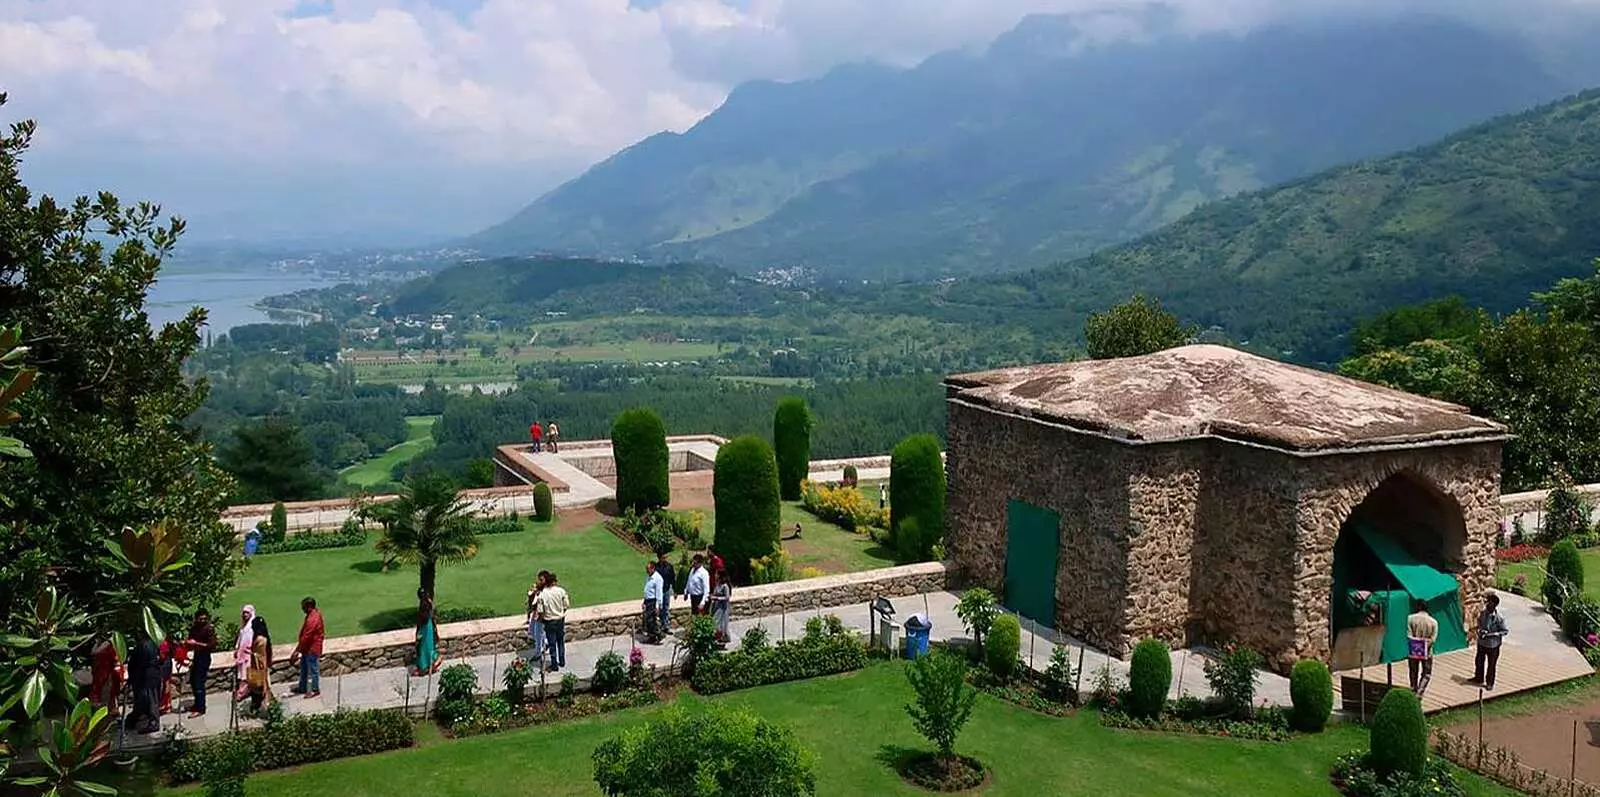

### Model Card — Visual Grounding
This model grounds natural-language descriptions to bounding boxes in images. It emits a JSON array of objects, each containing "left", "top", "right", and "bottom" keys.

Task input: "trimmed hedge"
[
  {"left": 889, "top": 434, "right": 946, "bottom": 563},
  {"left": 1289, "top": 659, "right": 1334, "bottom": 732},
  {"left": 1127, "top": 638, "right": 1172, "bottom": 719},
  {"left": 1546, "top": 538, "right": 1585, "bottom": 615},
  {"left": 713, "top": 435, "right": 781, "bottom": 584},
  {"left": 985, "top": 614, "right": 1022, "bottom": 681},
  {"left": 256, "top": 524, "right": 365, "bottom": 555},
  {"left": 612, "top": 408, "right": 670, "bottom": 513},
  {"left": 1369, "top": 688, "right": 1427, "bottom": 778},
  {"left": 532, "top": 482, "right": 554, "bottom": 522},
  {"left": 166, "top": 709, "right": 414, "bottom": 784},
  {"left": 773, "top": 397, "right": 813, "bottom": 502},
  {"left": 691, "top": 633, "right": 868, "bottom": 694}
]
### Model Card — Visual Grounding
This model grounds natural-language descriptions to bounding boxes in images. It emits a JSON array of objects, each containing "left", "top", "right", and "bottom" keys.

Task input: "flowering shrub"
[
  {"left": 751, "top": 549, "right": 794, "bottom": 584},
  {"left": 1495, "top": 544, "right": 1549, "bottom": 563},
  {"left": 503, "top": 658, "right": 533, "bottom": 702},
  {"left": 799, "top": 480, "right": 888, "bottom": 533}
]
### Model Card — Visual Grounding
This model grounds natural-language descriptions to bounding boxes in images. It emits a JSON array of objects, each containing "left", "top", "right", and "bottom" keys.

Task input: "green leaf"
[
  {"left": 0, "top": 633, "right": 40, "bottom": 648},
  {"left": 21, "top": 670, "right": 47, "bottom": 717},
  {"left": 141, "top": 607, "right": 162, "bottom": 644},
  {"left": 110, "top": 632, "right": 126, "bottom": 662},
  {"left": 148, "top": 597, "right": 182, "bottom": 616},
  {"left": 74, "top": 781, "right": 118, "bottom": 796}
]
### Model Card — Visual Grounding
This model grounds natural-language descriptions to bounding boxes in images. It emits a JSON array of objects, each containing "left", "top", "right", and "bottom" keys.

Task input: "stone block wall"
[
  {"left": 199, "top": 562, "right": 948, "bottom": 689},
  {"left": 946, "top": 400, "right": 1137, "bottom": 656}
]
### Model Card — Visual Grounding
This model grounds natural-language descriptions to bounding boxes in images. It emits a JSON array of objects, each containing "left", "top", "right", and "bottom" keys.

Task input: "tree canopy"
[
  {"left": 217, "top": 417, "right": 328, "bottom": 503},
  {"left": 1083, "top": 295, "right": 1195, "bottom": 360}
]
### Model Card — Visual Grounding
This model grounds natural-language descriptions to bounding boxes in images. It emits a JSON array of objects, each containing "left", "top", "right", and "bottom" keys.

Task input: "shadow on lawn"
[
  {"left": 361, "top": 606, "right": 420, "bottom": 634},
  {"left": 349, "top": 559, "right": 392, "bottom": 574},
  {"left": 874, "top": 744, "right": 925, "bottom": 771}
]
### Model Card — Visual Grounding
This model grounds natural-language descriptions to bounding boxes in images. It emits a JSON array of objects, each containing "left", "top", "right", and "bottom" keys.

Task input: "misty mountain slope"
[
  {"left": 471, "top": 14, "right": 1574, "bottom": 279},
  {"left": 941, "top": 87, "right": 1600, "bottom": 364}
]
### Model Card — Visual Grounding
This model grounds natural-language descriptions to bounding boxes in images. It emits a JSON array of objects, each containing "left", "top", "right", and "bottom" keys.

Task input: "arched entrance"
[{"left": 1329, "top": 471, "right": 1469, "bottom": 670}]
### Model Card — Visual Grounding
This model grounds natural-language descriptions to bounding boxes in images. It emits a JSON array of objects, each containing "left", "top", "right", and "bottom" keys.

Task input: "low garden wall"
[
  {"left": 201, "top": 561, "right": 949, "bottom": 690},
  {"left": 1501, "top": 483, "right": 1600, "bottom": 517}
]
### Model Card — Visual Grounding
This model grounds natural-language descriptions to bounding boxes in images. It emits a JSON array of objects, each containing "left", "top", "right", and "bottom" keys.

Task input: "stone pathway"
[{"left": 110, "top": 589, "right": 1291, "bottom": 753}]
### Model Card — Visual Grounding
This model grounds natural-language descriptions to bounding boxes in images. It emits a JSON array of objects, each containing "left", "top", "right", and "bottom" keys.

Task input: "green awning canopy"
[{"left": 1351, "top": 525, "right": 1457, "bottom": 601}]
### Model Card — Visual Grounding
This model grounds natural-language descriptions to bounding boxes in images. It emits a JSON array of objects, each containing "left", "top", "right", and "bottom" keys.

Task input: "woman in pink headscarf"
[{"left": 233, "top": 605, "right": 256, "bottom": 700}]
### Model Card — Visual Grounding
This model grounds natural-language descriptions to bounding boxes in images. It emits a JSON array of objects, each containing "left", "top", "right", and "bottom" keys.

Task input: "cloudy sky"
[{"left": 0, "top": 0, "right": 1588, "bottom": 244}]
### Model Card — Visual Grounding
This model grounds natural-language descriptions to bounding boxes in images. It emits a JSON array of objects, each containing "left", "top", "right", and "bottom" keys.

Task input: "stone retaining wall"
[
  {"left": 1500, "top": 483, "right": 1600, "bottom": 516},
  {"left": 200, "top": 561, "right": 948, "bottom": 689}
]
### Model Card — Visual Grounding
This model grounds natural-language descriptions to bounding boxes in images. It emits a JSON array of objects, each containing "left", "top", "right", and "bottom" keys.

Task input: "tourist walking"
[
  {"left": 711, "top": 568, "right": 732, "bottom": 643},
  {"left": 529, "top": 421, "right": 544, "bottom": 453},
  {"left": 1405, "top": 599, "right": 1438, "bottom": 697},
  {"left": 247, "top": 616, "right": 275, "bottom": 714},
  {"left": 547, "top": 421, "right": 560, "bottom": 453},
  {"left": 414, "top": 588, "right": 441, "bottom": 675},
  {"left": 526, "top": 573, "right": 547, "bottom": 664},
  {"left": 127, "top": 634, "right": 162, "bottom": 733},
  {"left": 290, "top": 597, "right": 325, "bottom": 698},
  {"left": 1468, "top": 592, "right": 1509, "bottom": 690},
  {"left": 233, "top": 605, "right": 256, "bottom": 700},
  {"left": 643, "top": 562, "right": 664, "bottom": 644},
  {"left": 184, "top": 609, "right": 217, "bottom": 718},
  {"left": 686, "top": 555, "right": 710, "bottom": 615},
  {"left": 655, "top": 551, "right": 676, "bottom": 633},
  {"left": 880, "top": 483, "right": 888, "bottom": 510},
  {"left": 536, "top": 571, "right": 571, "bottom": 672}
]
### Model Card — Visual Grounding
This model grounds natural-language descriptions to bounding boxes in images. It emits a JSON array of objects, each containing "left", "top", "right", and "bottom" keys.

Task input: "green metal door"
[{"left": 1004, "top": 499, "right": 1060, "bottom": 628}]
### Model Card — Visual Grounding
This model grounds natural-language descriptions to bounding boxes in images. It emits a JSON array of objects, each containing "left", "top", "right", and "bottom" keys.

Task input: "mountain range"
[{"left": 470, "top": 13, "right": 1584, "bottom": 279}]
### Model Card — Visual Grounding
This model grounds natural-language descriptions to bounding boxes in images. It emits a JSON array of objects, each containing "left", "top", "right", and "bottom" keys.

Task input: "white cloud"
[{"left": 0, "top": 0, "right": 1592, "bottom": 240}]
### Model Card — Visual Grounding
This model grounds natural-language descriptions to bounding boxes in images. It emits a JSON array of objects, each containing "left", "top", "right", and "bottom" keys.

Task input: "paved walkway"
[{"left": 111, "top": 589, "right": 1290, "bottom": 753}]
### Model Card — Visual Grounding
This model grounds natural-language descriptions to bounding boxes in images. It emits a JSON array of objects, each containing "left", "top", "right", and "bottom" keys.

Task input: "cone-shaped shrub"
[
  {"left": 889, "top": 434, "right": 945, "bottom": 563},
  {"left": 1369, "top": 688, "right": 1427, "bottom": 778},
  {"left": 1288, "top": 659, "right": 1333, "bottom": 732},
  {"left": 532, "top": 482, "right": 554, "bottom": 522},
  {"left": 1127, "top": 638, "right": 1171, "bottom": 719},
  {"left": 985, "top": 614, "right": 1022, "bottom": 682},
  {"left": 713, "top": 435, "right": 781, "bottom": 584},
  {"left": 612, "top": 408, "right": 669, "bottom": 513},
  {"left": 1546, "top": 538, "right": 1584, "bottom": 615},
  {"left": 773, "top": 397, "right": 812, "bottom": 502}
]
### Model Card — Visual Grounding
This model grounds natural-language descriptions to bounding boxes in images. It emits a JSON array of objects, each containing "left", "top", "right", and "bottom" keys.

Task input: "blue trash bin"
[
  {"left": 903, "top": 614, "right": 931, "bottom": 659},
  {"left": 243, "top": 530, "right": 260, "bottom": 557}
]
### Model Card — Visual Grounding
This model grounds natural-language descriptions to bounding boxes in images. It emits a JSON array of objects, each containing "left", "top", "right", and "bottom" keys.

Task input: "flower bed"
[
  {"left": 256, "top": 524, "right": 366, "bottom": 555},
  {"left": 896, "top": 753, "right": 988, "bottom": 793},
  {"left": 603, "top": 507, "right": 705, "bottom": 556},
  {"left": 799, "top": 480, "right": 887, "bottom": 533},
  {"left": 448, "top": 686, "right": 665, "bottom": 738},
  {"left": 1496, "top": 543, "right": 1550, "bottom": 563},
  {"left": 1329, "top": 751, "right": 1467, "bottom": 797},
  {"left": 690, "top": 622, "right": 868, "bottom": 694},
  {"left": 1100, "top": 706, "right": 1293, "bottom": 742},
  {"left": 165, "top": 709, "right": 414, "bottom": 784},
  {"left": 971, "top": 676, "right": 1074, "bottom": 717}
]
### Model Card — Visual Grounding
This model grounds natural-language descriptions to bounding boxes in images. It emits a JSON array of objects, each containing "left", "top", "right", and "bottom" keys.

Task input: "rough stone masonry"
[{"left": 944, "top": 344, "right": 1507, "bottom": 673}]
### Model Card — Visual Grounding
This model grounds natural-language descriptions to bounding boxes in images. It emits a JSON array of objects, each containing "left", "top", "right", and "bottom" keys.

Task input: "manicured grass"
[
  {"left": 224, "top": 521, "right": 647, "bottom": 637},
  {"left": 340, "top": 416, "right": 438, "bottom": 487},
  {"left": 1495, "top": 546, "right": 1600, "bottom": 603},
  {"left": 696, "top": 501, "right": 898, "bottom": 575},
  {"left": 171, "top": 663, "right": 1518, "bottom": 797}
]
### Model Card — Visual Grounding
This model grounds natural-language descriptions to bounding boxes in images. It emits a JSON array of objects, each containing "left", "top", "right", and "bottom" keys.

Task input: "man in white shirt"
[
  {"left": 1405, "top": 598, "right": 1439, "bottom": 697},
  {"left": 685, "top": 555, "right": 710, "bottom": 615},
  {"left": 642, "top": 562, "right": 664, "bottom": 644},
  {"left": 534, "top": 571, "right": 571, "bottom": 673}
]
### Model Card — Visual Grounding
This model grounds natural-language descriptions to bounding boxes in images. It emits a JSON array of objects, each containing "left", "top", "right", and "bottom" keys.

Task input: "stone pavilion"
[{"left": 944, "top": 344, "right": 1509, "bottom": 672}]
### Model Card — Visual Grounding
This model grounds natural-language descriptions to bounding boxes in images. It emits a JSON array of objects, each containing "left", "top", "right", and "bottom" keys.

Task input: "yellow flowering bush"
[{"left": 799, "top": 480, "right": 888, "bottom": 533}]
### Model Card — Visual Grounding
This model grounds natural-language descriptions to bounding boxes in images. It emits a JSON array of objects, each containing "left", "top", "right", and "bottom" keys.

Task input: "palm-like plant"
[{"left": 371, "top": 473, "right": 479, "bottom": 598}]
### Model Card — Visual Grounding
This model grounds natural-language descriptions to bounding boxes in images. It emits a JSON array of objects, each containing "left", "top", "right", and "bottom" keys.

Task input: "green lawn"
[
  {"left": 165, "top": 663, "right": 1517, "bottom": 797},
  {"left": 697, "top": 501, "right": 898, "bottom": 575},
  {"left": 340, "top": 416, "right": 438, "bottom": 487},
  {"left": 225, "top": 521, "right": 647, "bottom": 637},
  {"left": 1496, "top": 547, "right": 1600, "bottom": 603}
]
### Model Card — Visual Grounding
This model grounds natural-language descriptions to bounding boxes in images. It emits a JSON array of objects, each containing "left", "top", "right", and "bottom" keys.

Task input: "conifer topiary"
[
  {"left": 532, "top": 482, "right": 554, "bottom": 522},
  {"left": 1126, "top": 638, "right": 1172, "bottom": 719},
  {"left": 1368, "top": 688, "right": 1427, "bottom": 777},
  {"left": 889, "top": 434, "right": 945, "bottom": 563},
  {"left": 773, "top": 397, "right": 813, "bottom": 502},
  {"left": 1288, "top": 659, "right": 1334, "bottom": 732},
  {"left": 713, "top": 435, "right": 781, "bottom": 584},
  {"left": 1546, "top": 538, "right": 1585, "bottom": 615},
  {"left": 985, "top": 614, "right": 1022, "bottom": 682},
  {"left": 611, "top": 408, "right": 669, "bottom": 513}
]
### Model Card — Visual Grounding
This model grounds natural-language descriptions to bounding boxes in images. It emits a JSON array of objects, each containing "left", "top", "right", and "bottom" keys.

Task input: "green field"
[
  {"left": 340, "top": 416, "right": 438, "bottom": 487},
  {"left": 1497, "top": 547, "right": 1600, "bottom": 603},
  {"left": 347, "top": 338, "right": 725, "bottom": 384},
  {"left": 226, "top": 521, "right": 647, "bottom": 638},
  {"left": 164, "top": 662, "right": 1516, "bottom": 797}
]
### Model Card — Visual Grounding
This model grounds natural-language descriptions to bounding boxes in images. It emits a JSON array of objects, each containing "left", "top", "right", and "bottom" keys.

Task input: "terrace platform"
[{"left": 1336, "top": 592, "right": 1593, "bottom": 716}]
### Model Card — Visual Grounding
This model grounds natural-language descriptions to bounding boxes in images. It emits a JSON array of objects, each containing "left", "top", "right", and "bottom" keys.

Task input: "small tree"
[
  {"left": 1083, "top": 294, "right": 1195, "bottom": 360},
  {"left": 713, "top": 435, "right": 781, "bottom": 584},
  {"left": 1368, "top": 688, "right": 1427, "bottom": 778},
  {"left": 889, "top": 433, "right": 945, "bottom": 563},
  {"left": 955, "top": 588, "right": 1000, "bottom": 654},
  {"left": 985, "top": 614, "right": 1022, "bottom": 682},
  {"left": 593, "top": 704, "right": 816, "bottom": 796},
  {"left": 532, "top": 482, "right": 554, "bottom": 522},
  {"left": 1203, "top": 644, "right": 1262, "bottom": 720},
  {"left": 773, "top": 397, "right": 813, "bottom": 502},
  {"left": 1127, "top": 638, "right": 1172, "bottom": 719},
  {"left": 1288, "top": 659, "right": 1334, "bottom": 732},
  {"left": 1545, "top": 538, "right": 1585, "bottom": 616},
  {"left": 1542, "top": 470, "right": 1593, "bottom": 544},
  {"left": 842, "top": 464, "right": 859, "bottom": 486},
  {"left": 611, "top": 408, "right": 670, "bottom": 513},
  {"left": 904, "top": 651, "right": 978, "bottom": 763},
  {"left": 269, "top": 501, "right": 289, "bottom": 543}
]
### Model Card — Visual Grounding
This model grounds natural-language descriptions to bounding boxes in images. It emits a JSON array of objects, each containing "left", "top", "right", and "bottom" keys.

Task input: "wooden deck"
[{"left": 1336, "top": 644, "right": 1594, "bottom": 716}]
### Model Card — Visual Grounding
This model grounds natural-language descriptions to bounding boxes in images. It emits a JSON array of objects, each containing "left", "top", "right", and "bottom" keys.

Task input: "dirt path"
[{"left": 1447, "top": 697, "right": 1600, "bottom": 784}]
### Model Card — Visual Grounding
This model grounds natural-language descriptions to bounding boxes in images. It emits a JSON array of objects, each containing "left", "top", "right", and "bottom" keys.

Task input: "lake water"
[{"left": 145, "top": 269, "right": 343, "bottom": 332}]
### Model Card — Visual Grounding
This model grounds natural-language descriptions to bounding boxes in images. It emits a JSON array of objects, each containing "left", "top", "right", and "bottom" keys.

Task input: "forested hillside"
[
  {"left": 940, "top": 88, "right": 1600, "bottom": 364},
  {"left": 472, "top": 14, "right": 1573, "bottom": 279}
]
